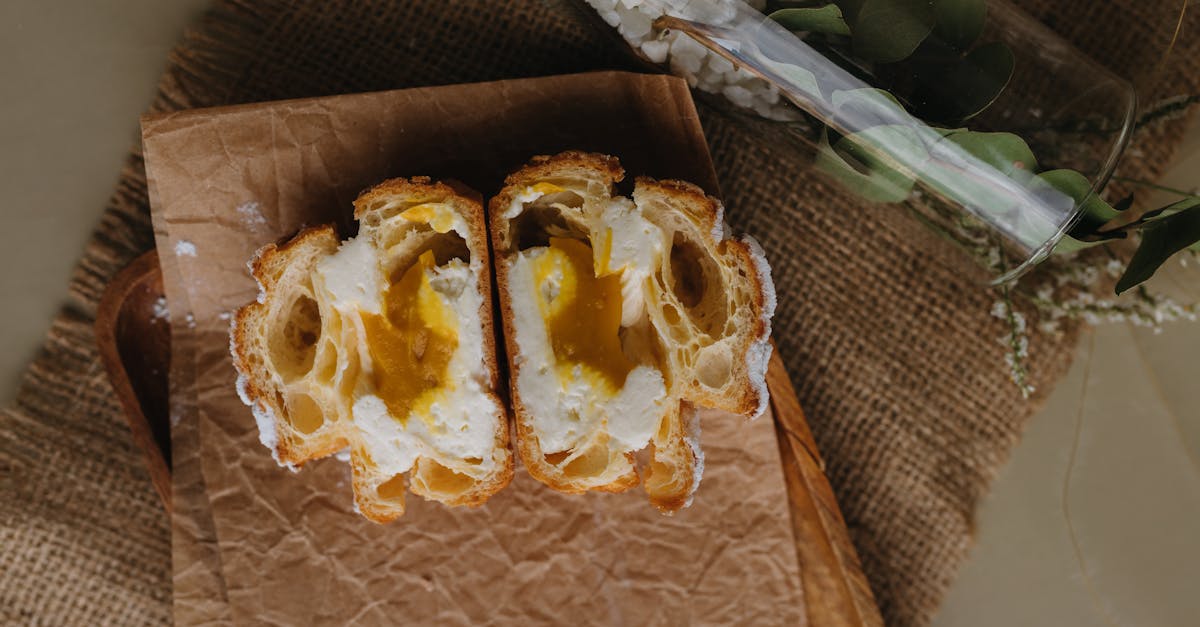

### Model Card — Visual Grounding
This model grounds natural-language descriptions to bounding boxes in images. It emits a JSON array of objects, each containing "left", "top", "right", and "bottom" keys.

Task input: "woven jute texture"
[{"left": 2, "top": 1, "right": 1196, "bottom": 625}]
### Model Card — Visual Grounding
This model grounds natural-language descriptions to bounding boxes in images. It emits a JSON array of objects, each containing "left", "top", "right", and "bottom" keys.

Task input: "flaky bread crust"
[
  {"left": 231, "top": 225, "right": 347, "bottom": 468},
  {"left": 231, "top": 178, "right": 512, "bottom": 523},
  {"left": 634, "top": 177, "right": 776, "bottom": 420},
  {"left": 490, "top": 152, "right": 775, "bottom": 512}
]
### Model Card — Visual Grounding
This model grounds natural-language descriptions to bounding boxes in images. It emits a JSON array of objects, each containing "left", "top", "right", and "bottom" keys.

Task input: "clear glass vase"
[{"left": 589, "top": 0, "right": 1137, "bottom": 283}]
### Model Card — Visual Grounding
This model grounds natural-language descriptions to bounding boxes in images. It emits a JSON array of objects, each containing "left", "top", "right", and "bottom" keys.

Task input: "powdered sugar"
[
  {"left": 740, "top": 234, "right": 775, "bottom": 420},
  {"left": 151, "top": 296, "right": 169, "bottom": 321},
  {"left": 681, "top": 403, "right": 705, "bottom": 510},
  {"left": 174, "top": 240, "right": 197, "bottom": 257},
  {"left": 236, "top": 201, "right": 267, "bottom": 227}
]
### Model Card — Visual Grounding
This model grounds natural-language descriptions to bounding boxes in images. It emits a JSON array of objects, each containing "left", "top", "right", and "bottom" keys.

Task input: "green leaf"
[
  {"left": 939, "top": 131, "right": 1037, "bottom": 181},
  {"left": 933, "top": 0, "right": 987, "bottom": 50},
  {"left": 1036, "top": 170, "right": 1118, "bottom": 237},
  {"left": 852, "top": 0, "right": 936, "bottom": 63},
  {"left": 769, "top": 6, "right": 851, "bottom": 35},
  {"left": 814, "top": 126, "right": 926, "bottom": 203},
  {"left": 829, "top": 87, "right": 906, "bottom": 129},
  {"left": 1139, "top": 196, "right": 1200, "bottom": 222},
  {"left": 917, "top": 131, "right": 1038, "bottom": 227},
  {"left": 917, "top": 131, "right": 1038, "bottom": 234},
  {"left": 758, "top": 56, "right": 823, "bottom": 100},
  {"left": 1116, "top": 207, "right": 1200, "bottom": 293},
  {"left": 913, "top": 42, "right": 1015, "bottom": 122},
  {"left": 1053, "top": 235, "right": 1109, "bottom": 255},
  {"left": 835, "top": 0, "right": 867, "bottom": 22}
]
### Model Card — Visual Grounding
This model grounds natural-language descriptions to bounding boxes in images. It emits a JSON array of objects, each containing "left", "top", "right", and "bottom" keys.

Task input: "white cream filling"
[
  {"left": 595, "top": 197, "right": 665, "bottom": 327},
  {"left": 508, "top": 249, "right": 668, "bottom": 455},
  {"left": 504, "top": 186, "right": 551, "bottom": 219},
  {"left": 317, "top": 236, "right": 384, "bottom": 315},
  {"left": 318, "top": 237, "right": 500, "bottom": 479}
]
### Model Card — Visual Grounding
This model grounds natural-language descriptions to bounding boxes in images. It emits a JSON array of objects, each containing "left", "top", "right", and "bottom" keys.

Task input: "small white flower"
[
  {"left": 1105, "top": 258, "right": 1125, "bottom": 277},
  {"left": 1012, "top": 312, "right": 1027, "bottom": 334}
]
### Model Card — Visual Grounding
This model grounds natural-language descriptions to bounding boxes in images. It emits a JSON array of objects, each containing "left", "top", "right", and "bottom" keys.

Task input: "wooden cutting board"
[{"left": 97, "top": 249, "right": 881, "bottom": 626}]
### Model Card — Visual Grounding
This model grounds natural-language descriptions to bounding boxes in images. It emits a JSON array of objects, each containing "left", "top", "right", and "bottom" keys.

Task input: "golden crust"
[
  {"left": 353, "top": 176, "right": 482, "bottom": 220},
  {"left": 501, "top": 151, "right": 624, "bottom": 189}
]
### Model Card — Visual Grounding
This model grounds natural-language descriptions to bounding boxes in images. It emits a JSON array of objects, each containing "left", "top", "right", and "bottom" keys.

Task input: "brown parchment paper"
[{"left": 144, "top": 71, "right": 804, "bottom": 625}]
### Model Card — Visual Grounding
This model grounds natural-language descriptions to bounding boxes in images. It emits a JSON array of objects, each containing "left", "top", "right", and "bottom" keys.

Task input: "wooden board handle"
[{"left": 768, "top": 342, "right": 883, "bottom": 626}]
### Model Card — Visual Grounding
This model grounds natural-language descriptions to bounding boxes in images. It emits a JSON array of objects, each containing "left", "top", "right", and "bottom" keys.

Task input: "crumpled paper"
[{"left": 145, "top": 71, "right": 804, "bottom": 625}]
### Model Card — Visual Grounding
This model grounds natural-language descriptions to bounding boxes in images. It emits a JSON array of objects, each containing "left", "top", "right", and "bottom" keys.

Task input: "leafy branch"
[{"left": 765, "top": 0, "right": 1200, "bottom": 293}]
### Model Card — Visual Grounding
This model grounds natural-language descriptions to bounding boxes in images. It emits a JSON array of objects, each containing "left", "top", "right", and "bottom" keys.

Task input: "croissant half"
[
  {"left": 231, "top": 178, "right": 513, "bottom": 523},
  {"left": 489, "top": 152, "right": 775, "bottom": 512}
]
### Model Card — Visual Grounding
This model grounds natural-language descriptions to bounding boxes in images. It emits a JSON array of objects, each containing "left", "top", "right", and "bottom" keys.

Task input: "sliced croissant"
[{"left": 489, "top": 152, "right": 775, "bottom": 512}]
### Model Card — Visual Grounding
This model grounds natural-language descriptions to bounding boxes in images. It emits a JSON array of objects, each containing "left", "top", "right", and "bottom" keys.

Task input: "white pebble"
[
  {"left": 722, "top": 85, "right": 755, "bottom": 108},
  {"left": 588, "top": 1, "right": 797, "bottom": 119},
  {"left": 679, "top": 1, "right": 736, "bottom": 23},
  {"left": 670, "top": 51, "right": 703, "bottom": 76},
  {"left": 706, "top": 54, "right": 734, "bottom": 75},
  {"left": 732, "top": 66, "right": 758, "bottom": 83},
  {"left": 697, "top": 69, "right": 726, "bottom": 92},
  {"left": 670, "top": 33, "right": 708, "bottom": 59},
  {"left": 640, "top": 39, "right": 670, "bottom": 63},
  {"left": 618, "top": 8, "right": 653, "bottom": 39}
]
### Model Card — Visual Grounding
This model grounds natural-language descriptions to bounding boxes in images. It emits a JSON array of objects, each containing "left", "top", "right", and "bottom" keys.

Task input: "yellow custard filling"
[
  {"left": 362, "top": 250, "right": 458, "bottom": 427},
  {"left": 532, "top": 237, "right": 635, "bottom": 394},
  {"left": 400, "top": 202, "right": 457, "bottom": 233}
]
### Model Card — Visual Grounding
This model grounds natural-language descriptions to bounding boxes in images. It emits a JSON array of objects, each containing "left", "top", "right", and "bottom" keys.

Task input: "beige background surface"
[{"left": 1, "top": 2, "right": 1197, "bottom": 624}]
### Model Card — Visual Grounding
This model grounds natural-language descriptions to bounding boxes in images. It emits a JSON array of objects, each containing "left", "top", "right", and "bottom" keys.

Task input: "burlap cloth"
[{"left": 2, "top": 1, "right": 1196, "bottom": 625}]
